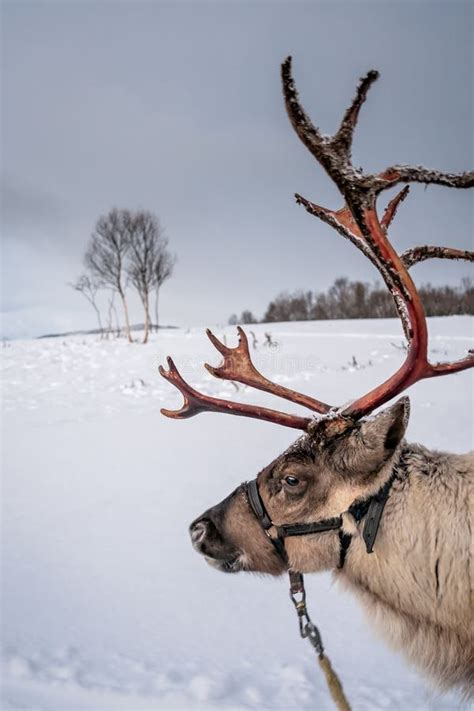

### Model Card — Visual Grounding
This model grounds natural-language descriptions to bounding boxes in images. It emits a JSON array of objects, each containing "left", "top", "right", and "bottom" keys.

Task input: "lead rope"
[{"left": 289, "top": 571, "right": 352, "bottom": 711}]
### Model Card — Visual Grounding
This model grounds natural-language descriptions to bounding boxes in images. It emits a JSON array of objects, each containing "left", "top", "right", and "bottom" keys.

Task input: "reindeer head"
[
  {"left": 160, "top": 58, "right": 473, "bottom": 577},
  {"left": 189, "top": 399, "right": 409, "bottom": 576}
]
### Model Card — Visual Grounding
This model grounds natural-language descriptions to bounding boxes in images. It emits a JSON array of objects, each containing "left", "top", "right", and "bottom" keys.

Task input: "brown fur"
[{"left": 190, "top": 398, "right": 474, "bottom": 696}]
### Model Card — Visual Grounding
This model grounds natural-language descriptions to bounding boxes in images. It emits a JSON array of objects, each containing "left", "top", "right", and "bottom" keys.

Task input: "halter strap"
[{"left": 243, "top": 473, "right": 396, "bottom": 568}]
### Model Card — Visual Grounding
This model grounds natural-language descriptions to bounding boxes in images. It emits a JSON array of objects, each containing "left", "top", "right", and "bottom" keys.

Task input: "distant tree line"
[
  {"left": 230, "top": 277, "right": 473, "bottom": 325},
  {"left": 228, "top": 309, "right": 257, "bottom": 326},
  {"left": 72, "top": 208, "right": 175, "bottom": 344}
]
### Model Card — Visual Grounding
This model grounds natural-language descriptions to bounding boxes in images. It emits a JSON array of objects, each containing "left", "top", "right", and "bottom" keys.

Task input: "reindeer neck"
[{"left": 339, "top": 441, "right": 470, "bottom": 627}]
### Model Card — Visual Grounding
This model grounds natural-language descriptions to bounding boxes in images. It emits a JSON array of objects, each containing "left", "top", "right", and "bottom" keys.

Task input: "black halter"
[{"left": 243, "top": 473, "right": 396, "bottom": 569}]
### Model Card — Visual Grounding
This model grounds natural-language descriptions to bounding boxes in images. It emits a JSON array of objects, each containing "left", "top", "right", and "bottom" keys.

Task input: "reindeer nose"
[{"left": 190, "top": 518, "right": 211, "bottom": 545}]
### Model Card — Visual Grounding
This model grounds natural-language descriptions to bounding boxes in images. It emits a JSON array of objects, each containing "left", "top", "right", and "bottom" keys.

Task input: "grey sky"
[{"left": 2, "top": 0, "right": 473, "bottom": 339}]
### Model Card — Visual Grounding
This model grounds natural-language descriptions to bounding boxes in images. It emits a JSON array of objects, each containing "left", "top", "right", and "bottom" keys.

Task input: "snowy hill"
[
  {"left": 2, "top": 317, "right": 473, "bottom": 710},
  {"left": 36, "top": 323, "right": 177, "bottom": 340}
]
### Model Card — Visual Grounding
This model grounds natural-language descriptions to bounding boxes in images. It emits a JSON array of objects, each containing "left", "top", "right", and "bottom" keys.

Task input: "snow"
[{"left": 2, "top": 316, "right": 473, "bottom": 710}]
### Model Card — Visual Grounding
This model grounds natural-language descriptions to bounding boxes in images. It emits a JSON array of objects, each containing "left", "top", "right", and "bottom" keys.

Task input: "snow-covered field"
[{"left": 2, "top": 317, "right": 473, "bottom": 710}]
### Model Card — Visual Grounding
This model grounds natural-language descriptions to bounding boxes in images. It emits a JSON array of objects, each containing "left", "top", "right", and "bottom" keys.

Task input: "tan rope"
[{"left": 318, "top": 653, "right": 352, "bottom": 711}]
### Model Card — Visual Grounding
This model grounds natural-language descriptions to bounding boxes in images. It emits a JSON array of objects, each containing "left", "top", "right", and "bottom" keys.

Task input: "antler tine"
[
  {"left": 159, "top": 356, "right": 311, "bottom": 430},
  {"left": 204, "top": 327, "right": 331, "bottom": 414},
  {"left": 381, "top": 186, "right": 410, "bottom": 230},
  {"left": 376, "top": 166, "right": 474, "bottom": 193},
  {"left": 429, "top": 351, "right": 474, "bottom": 377},
  {"left": 341, "top": 346, "right": 474, "bottom": 421},
  {"left": 401, "top": 246, "right": 474, "bottom": 269},
  {"left": 159, "top": 356, "right": 208, "bottom": 418},
  {"left": 204, "top": 326, "right": 251, "bottom": 376},
  {"left": 333, "top": 69, "right": 379, "bottom": 157},
  {"left": 281, "top": 56, "right": 325, "bottom": 162},
  {"left": 205, "top": 327, "right": 230, "bottom": 356}
]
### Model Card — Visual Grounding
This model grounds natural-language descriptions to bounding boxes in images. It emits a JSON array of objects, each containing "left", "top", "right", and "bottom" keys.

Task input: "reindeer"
[{"left": 160, "top": 58, "right": 474, "bottom": 695}]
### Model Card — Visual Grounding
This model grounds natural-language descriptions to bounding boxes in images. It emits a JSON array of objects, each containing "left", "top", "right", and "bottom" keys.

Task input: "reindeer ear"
[
  {"left": 360, "top": 396, "right": 410, "bottom": 454},
  {"left": 332, "top": 397, "right": 410, "bottom": 482}
]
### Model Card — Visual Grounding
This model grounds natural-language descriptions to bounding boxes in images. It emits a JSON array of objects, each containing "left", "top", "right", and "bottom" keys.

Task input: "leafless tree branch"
[
  {"left": 85, "top": 208, "right": 133, "bottom": 342},
  {"left": 70, "top": 273, "right": 104, "bottom": 337}
]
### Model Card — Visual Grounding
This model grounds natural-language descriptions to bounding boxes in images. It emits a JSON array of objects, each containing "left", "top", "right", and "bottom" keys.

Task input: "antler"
[
  {"left": 160, "top": 59, "right": 473, "bottom": 430},
  {"left": 159, "top": 325, "right": 331, "bottom": 430},
  {"left": 282, "top": 56, "right": 474, "bottom": 419},
  {"left": 159, "top": 355, "right": 312, "bottom": 430}
]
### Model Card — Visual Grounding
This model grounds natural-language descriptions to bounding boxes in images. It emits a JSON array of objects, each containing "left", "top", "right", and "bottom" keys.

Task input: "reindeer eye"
[{"left": 284, "top": 475, "right": 300, "bottom": 487}]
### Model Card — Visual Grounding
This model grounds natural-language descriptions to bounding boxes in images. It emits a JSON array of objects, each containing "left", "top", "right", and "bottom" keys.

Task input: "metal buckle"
[{"left": 289, "top": 573, "right": 324, "bottom": 656}]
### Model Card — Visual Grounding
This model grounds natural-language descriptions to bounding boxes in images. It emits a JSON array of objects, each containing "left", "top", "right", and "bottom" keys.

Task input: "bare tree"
[
  {"left": 240, "top": 310, "right": 257, "bottom": 324},
  {"left": 152, "top": 239, "right": 175, "bottom": 333},
  {"left": 70, "top": 273, "right": 104, "bottom": 337},
  {"left": 126, "top": 211, "right": 161, "bottom": 344},
  {"left": 85, "top": 208, "right": 133, "bottom": 342}
]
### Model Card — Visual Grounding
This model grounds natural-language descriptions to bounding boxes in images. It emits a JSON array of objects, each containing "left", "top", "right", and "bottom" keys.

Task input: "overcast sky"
[{"left": 2, "top": 0, "right": 473, "bottom": 339}]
